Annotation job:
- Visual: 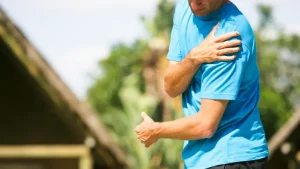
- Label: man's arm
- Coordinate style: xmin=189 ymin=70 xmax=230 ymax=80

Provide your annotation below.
xmin=136 ymin=39 xmax=249 ymax=147
xmin=154 ymin=99 xmax=228 ymax=140
xmin=164 ymin=24 xmax=241 ymax=98
xmin=158 ymin=44 xmax=249 ymax=141
xmin=164 ymin=58 xmax=199 ymax=98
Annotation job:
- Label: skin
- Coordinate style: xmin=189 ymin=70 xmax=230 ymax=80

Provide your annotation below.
xmin=136 ymin=99 xmax=228 ymax=147
xmin=188 ymin=0 xmax=230 ymax=16
xmin=136 ymin=0 xmax=239 ymax=148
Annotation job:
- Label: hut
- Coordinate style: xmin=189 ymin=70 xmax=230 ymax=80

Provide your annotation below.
xmin=0 ymin=7 xmax=127 ymax=169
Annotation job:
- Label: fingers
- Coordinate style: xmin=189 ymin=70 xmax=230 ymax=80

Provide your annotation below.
xmin=140 ymin=140 xmax=150 ymax=148
xmin=141 ymin=112 xmax=147 ymax=118
xmin=144 ymin=141 xmax=153 ymax=148
xmin=218 ymin=47 xmax=240 ymax=56
xmin=138 ymin=138 xmax=151 ymax=148
xmin=208 ymin=22 xmax=220 ymax=37
xmin=218 ymin=40 xmax=241 ymax=49
xmin=141 ymin=112 xmax=153 ymax=122
xmin=215 ymin=31 xmax=240 ymax=42
xmin=216 ymin=55 xmax=236 ymax=61
xmin=135 ymin=126 xmax=139 ymax=133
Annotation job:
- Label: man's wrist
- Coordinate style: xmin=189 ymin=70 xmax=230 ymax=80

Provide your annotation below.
xmin=187 ymin=49 xmax=203 ymax=67
xmin=153 ymin=122 xmax=162 ymax=139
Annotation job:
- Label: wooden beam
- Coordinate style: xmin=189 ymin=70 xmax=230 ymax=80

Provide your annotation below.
xmin=79 ymin=155 xmax=92 ymax=169
xmin=0 ymin=145 xmax=90 ymax=158
xmin=0 ymin=145 xmax=92 ymax=169
xmin=296 ymin=151 xmax=300 ymax=162
xmin=268 ymin=111 xmax=300 ymax=157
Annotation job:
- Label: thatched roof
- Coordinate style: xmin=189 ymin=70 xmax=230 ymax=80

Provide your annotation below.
xmin=0 ymin=7 xmax=127 ymax=169
xmin=268 ymin=110 xmax=300 ymax=157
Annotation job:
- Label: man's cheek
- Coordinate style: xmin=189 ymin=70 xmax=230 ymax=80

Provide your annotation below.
xmin=190 ymin=1 xmax=202 ymax=11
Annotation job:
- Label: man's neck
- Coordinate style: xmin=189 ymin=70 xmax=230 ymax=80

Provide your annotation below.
xmin=223 ymin=0 xmax=230 ymax=4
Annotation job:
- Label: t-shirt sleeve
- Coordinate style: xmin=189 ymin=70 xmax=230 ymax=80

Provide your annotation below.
xmin=166 ymin=3 xmax=182 ymax=62
xmin=200 ymin=44 xmax=250 ymax=100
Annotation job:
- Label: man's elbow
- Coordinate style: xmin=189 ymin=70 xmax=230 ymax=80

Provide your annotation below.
xmin=163 ymin=77 xmax=178 ymax=98
xmin=201 ymin=128 xmax=215 ymax=138
xmin=164 ymin=83 xmax=178 ymax=98
xmin=195 ymin=124 xmax=216 ymax=139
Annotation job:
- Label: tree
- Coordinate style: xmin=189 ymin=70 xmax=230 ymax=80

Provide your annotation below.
xmin=87 ymin=1 xmax=182 ymax=168
xmin=141 ymin=0 xmax=175 ymax=38
xmin=255 ymin=4 xmax=300 ymax=139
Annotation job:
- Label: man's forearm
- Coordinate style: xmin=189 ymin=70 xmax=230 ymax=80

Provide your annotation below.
xmin=154 ymin=113 xmax=214 ymax=140
xmin=164 ymin=53 xmax=201 ymax=98
xmin=153 ymin=99 xmax=227 ymax=140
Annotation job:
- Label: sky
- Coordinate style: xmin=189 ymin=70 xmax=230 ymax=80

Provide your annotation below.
xmin=0 ymin=0 xmax=299 ymax=100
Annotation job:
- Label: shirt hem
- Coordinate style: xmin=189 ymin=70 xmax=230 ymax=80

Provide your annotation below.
xmin=200 ymin=92 xmax=237 ymax=100
xmin=166 ymin=55 xmax=182 ymax=62
xmin=185 ymin=151 xmax=269 ymax=169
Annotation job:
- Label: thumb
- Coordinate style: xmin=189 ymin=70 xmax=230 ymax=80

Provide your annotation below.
xmin=141 ymin=112 xmax=153 ymax=122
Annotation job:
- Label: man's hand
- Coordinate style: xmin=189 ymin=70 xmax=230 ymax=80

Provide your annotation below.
xmin=189 ymin=23 xmax=241 ymax=64
xmin=135 ymin=112 xmax=158 ymax=148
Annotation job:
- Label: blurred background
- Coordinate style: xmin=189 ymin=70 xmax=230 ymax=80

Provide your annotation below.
xmin=0 ymin=0 xmax=300 ymax=169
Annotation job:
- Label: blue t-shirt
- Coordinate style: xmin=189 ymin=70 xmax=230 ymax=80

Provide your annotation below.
xmin=166 ymin=1 xmax=269 ymax=169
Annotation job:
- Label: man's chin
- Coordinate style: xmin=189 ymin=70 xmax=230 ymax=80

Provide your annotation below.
xmin=192 ymin=10 xmax=209 ymax=17
xmin=193 ymin=12 xmax=208 ymax=17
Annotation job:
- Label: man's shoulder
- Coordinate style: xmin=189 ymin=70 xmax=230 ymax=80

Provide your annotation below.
xmin=175 ymin=0 xmax=189 ymax=12
xmin=174 ymin=0 xmax=190 ymax=24
xmin=221 ymin=6 xmax=253 ymax=34
xmin=218 ymin=4 xmax=255 ymax=50
xmin=224 ymin=3 xmax=254 ymax=36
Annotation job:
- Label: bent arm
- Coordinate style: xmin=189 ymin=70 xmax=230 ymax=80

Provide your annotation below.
xmin=164 ymin=54 xmax=202 ymax=98
xmin=154 ymin=99 xmax=228 ymax=140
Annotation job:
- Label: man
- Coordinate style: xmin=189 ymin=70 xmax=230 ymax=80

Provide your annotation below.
xmin=135 ymin=0 xmax=269 ymax=168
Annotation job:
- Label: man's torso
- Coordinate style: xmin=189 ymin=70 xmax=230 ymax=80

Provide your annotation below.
xmin=172 ymin=1 xmax=269 ymax=169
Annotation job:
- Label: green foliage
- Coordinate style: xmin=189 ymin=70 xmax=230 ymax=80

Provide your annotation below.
xmin=259 ymin=88 xmax=292 ymax=138
xmin=88 ymin=1 xmax=181 ymax=168
xmin=87 ymin=39 xmax=183 ymax=168
xmin=141 ymin=0 xmax=175 ymax=38
xmin=256 ymin=5 xmax=300 ymax=139
xmin=88 ymin=40 xmax=147 ymax=116
xmin=257 ymin=4 xmax=273 ymax=30
xmin=88 ymin=40 xmax=154 ymax=168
